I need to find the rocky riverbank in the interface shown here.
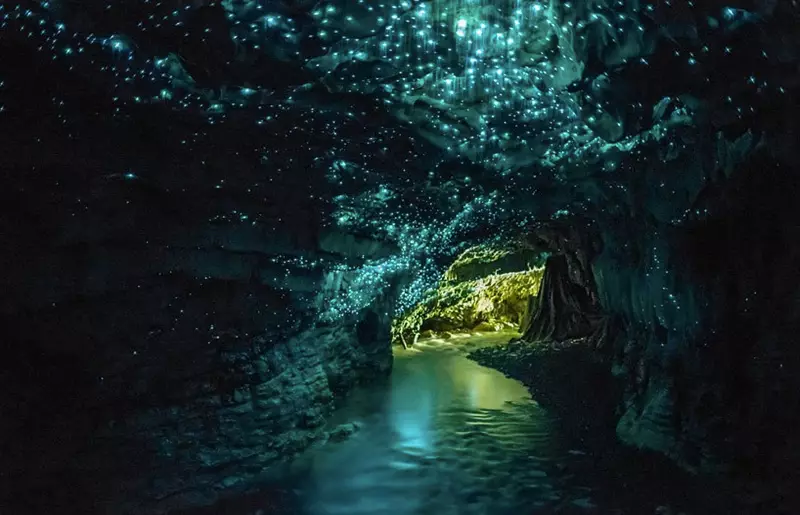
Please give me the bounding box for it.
[469,337,800,515]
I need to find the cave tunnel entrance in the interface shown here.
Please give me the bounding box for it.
[391,243,548,349]
[391,225,607,351]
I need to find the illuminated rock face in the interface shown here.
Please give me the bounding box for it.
[2,0,800,512]
[392,244,545,344]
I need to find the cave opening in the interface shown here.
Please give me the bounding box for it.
[391,222,608,351]
[391,242,547,348]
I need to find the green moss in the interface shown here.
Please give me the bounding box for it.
[444,246,512,278]
[392,266,544,347]
[443,243,544,283]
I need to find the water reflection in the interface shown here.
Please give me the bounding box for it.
[290,334,596,515]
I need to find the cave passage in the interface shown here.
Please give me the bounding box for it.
[391,244,546,347]
[282,333,587,515]
[261,332,709,515]
[3,0,800,513]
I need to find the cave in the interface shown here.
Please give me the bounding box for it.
[2,1,800,514]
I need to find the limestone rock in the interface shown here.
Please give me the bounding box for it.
[327,422,361,442]
[616,385,677,456]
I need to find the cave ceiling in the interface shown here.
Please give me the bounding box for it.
[2,0,798,317]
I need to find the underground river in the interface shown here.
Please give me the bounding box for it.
[202,333,730,515]
[290,333,593,515]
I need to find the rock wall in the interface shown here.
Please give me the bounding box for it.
[0,163,402,514]
[98,321,393,514]
[590,141,800,487]
[392,244,544,345]
[490,132,800,500]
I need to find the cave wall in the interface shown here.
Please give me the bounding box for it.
[588,141,800,477]
[0,152,402,514]
[511,125,800,482]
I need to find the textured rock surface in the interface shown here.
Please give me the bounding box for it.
[442,245,545,283]
[97,322,391,514]
[471,145,800,509]
[0,160,402,513]
[392,244,544,345]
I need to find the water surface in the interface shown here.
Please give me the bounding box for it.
[288,333,598,515]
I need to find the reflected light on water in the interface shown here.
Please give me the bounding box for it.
[290,333,595,515]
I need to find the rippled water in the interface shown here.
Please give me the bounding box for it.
[286,333,599,515]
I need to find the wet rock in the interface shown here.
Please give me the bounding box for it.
[0,201,403,514]
[327,422,361,442]
[616,384,678,457]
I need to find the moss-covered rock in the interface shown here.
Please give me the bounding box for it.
[442,245,545,283]
[392,244,545,346]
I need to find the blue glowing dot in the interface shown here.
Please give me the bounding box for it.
[723,7,736,21]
